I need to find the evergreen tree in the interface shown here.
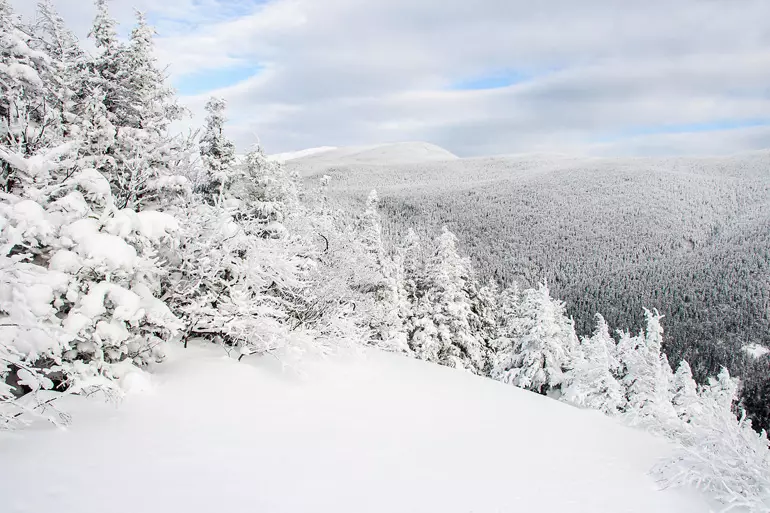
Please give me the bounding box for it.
[492,283,578,394]
[87,0,125,127]
[199,96,235,202]
[230,145,298,237]
[357,190,409,351]
[0,0,65,191]
[618,309,678,429]
[671,360,701,425]
[409,227,486,373]
[561,313,625,414]
[360,189,383,256]
[33,0,84,141]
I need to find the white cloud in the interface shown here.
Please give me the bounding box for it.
[9,0,770,156]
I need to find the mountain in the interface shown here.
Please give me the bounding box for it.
[288,142,458,173]
[289,150,770,425]
[0,342,711,513]
[270,146,338,162]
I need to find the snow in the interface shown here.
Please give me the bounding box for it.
[285,142,459,168]
[743,343,770,358]
[0,62,44,88]
[0,343,711,513]
[135,210,179,241]
[10,199,53,239]
[48,249,82,273]
[62,219,137,271]
[73,168,112,201]
[78,282,143,322]
[270,146,338,162]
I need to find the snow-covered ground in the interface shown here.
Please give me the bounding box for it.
[270,146,338,162]
[0,342,711,513]
[743,343,770,359]
[286,142,458,173]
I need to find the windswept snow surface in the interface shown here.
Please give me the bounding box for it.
[288,142,459,174]
[0,343,711,513]
[270,146,338,162]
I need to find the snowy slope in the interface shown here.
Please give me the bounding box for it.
[288,142,458,174]
[0,343,711,513]
[270,146,338,162]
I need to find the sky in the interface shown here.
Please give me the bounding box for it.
[9,0,770,157]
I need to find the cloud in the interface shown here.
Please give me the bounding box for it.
[9,0,770,156]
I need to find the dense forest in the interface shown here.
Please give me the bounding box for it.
[292,152,770,432]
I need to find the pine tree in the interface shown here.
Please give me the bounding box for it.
[122,11,182,132]
[491,283,578,394]
[87,0,125,127]
[409,227,486,373]
[655,366,770,511]
[357,190,409,351]
[561,313,625,414]
[0,0,65,190]
[360,189,383,256]
[33,0,84,141]
[618,309,678,429]
[671,360,701,425]
[199,96,235,202]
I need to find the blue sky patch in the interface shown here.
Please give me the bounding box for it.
[450,70,532,91]
[173,63,263,96]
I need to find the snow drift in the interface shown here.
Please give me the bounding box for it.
[0,343,711,513]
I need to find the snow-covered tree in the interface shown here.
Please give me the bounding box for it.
[199,96,235,202]
[87,0,125,128]
[491,283,578,394]
[32,0,84,140]
[617,308,678,430]
[360,189,383,256]
[655,367,770,512]
[0,145,183,427]
[226,146,297,237]
[0,0,65,191]
[354,190,410,351]
[561,313,625,414]
[107,11,185,209]
[671,360,701,425]
[409,227,486,373]
[167,200,307,354]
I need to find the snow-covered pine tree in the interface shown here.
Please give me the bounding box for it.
[32,0,84,141]
[617,308,678,431]
[491,283,578,394]
[486,283,521,378]
[471,279,499,375]
[228,145,298,237]
[0,0,67,191]
[655,367,770,512]
[561,313,625,414]
[108,10,186,209]
[408,227,486,373]
[360,189,383,256]
[199,96,236,203]
[0,146,183,428]
[356,190,409,351]
[671,359,702,431]
[87,0,125,128]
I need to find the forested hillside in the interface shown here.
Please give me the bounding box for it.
[291,151,770,430]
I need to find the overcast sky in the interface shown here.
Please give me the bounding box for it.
[9,0,770,157]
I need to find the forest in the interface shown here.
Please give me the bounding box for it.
[291,152,770,434]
